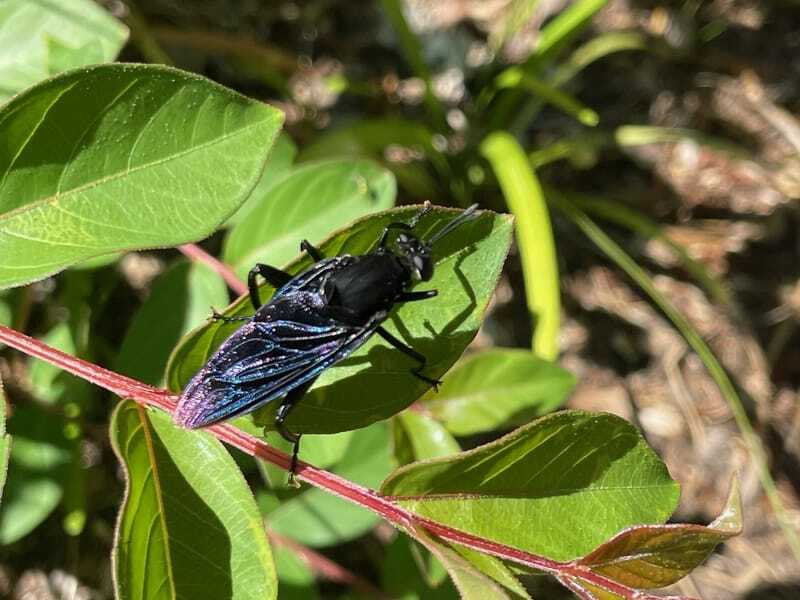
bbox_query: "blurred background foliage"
[0,0,799,598]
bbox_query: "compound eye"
[397,233,410,243]
[412,255,425,272]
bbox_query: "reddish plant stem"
[267,530,388,599]
[0,323,689,600]
[178,243,248,296]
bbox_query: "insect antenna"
[426,203,480,245]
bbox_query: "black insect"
[174,203,479,477]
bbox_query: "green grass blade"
[548,187,731,306]
[481,133,560,359]
[496,69,599,126]
[548,189,800,561]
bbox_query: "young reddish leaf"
[575,478,742,589]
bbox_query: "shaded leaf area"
[0,63,283,289]
[263,422,392,548]
[393,410,461,467]
[0,379,11,503]
[225,132,297,227]
[381,411,680,562]
[110,401,276,600]
[223,158,396,277]
[573,479,742,590]
[422,348,576,436]
[0,402,70,544]
[0,0,127,104]
[450,544,532,600]
[381,535,459,600]
[166,205,513,435]
[115,261,228,386]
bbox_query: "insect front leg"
[300,240,324,262]
[376,326,442,389]
[274,378,316,486]
[248,264,293,310]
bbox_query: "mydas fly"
[174,203,479,478]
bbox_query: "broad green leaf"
[422,349,576,436]
[110,401,276,600]
[223,159,396,277]
[0,292,10,326]
[576,479,742,589]
[265,422,391,548]
[0,0,128,104]
[166,205,513,436]
[0,379,11,504]
[482,133,560,360]
[0,63,284,289]
[381,411,680,561]
[393,410,460,466]
[0,403,71,544]
[115,261,228,385]
[225,133,297,227]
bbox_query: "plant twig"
[177,244,248,296]
[0,323,695,599]
[267,530,388,598]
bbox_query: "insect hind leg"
[209,308,251,323]
[274,378,316,486]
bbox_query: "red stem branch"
[0,324,688,600]
[178,243,248,296]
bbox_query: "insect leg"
[376,326,442,389]
[275,378,316,485]
[397,290,438,302]
[209,308,251,323]
[248,264,293,309]
[300,240,324,262]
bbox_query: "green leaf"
[381,411,680,561]
[167,205,513,436]
[0,0,128,104]
[482,133,560,360]
[393,410,460,466]
[0,379,11,504]
[265,422,391,547]
[115,261,228,385]
[0,403,71,544]
[422,349,576,436]
[110,400,276,600]
[223,159,396,277]
[226,133,298,227]
[0,63,284,290]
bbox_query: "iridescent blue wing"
[272,256,355,301]
[174,289,377,429]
